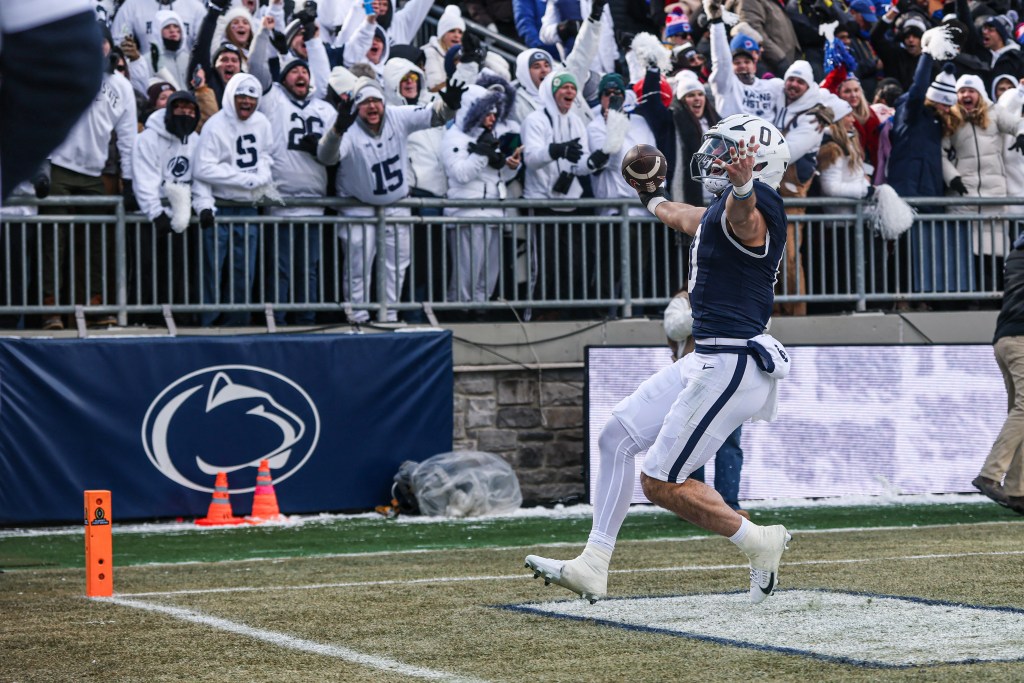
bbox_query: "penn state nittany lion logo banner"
[0,332,453,524]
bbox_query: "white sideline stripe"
[118,549,1024,598]
[114,519,1024,570]
[98,596,490,683]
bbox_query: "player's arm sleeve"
[0,9,104,199]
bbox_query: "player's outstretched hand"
[714,135,759,189]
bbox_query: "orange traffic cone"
[195,471,246,526]
[247,459,285,523]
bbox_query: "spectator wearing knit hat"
[870,6,927,90]
[123,9,193,95]
[256,55,336,325]
[112,0,206,55]
[942,73,1024,292]
[772,59,826,316]
[510,3,603,124]
[189,0,247,106]
[316,74,464,322]
[981,13,1024,87]
[663,9,692,45]
[669,69,719,207]
[521,70,608,317]
[705,2,783,120]
[424,5,466,91]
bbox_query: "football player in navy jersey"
[526,114,796,606]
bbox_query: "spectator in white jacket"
[124,9,192,93]
[772,59,826,316]
[317,76,463,322]
[705,9,782,120]
[443,80,521,307]
[42,64,137,330]
[132,91,213,321]
[995,78,1024,198]
[522,70,608,317]
[510,3,602,125]
[113,0,205,53]
[423,5,465,92]
[193,72,276,326]
[943,74,1024,292]
[587,71,660,311]
[334,0,434,73]
[257,56,336,326]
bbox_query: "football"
[621,144,668,192]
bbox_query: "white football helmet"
[689,114,791,195]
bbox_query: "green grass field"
[3,499,1024,682]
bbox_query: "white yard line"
[119,549,1024,598]
[97,518,1022,571]
[97,596,491,683]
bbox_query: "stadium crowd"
[4,0,1024,328]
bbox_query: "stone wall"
[452,368,587,506]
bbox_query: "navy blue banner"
[0,331,453,524]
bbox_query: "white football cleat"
[744,524,792,604]
[525,553,608,604]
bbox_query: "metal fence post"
[376,205,387,323]
[619,203,632,319]
[853,198,866,312]
[115,200,127,326]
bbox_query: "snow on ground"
[0,493,997,538]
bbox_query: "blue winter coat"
[513,0,558,53]
[887,54,944,198]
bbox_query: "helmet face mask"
[690,114,791,195]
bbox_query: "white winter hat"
[955,73,990,102]
[823,92,853,121]
[783,59,814,85]
[674,69,704,99]
[663,294,694,342]
[352,77,385,107]
[437,5,466,38]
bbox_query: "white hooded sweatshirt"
[383,57,447,198]
[521,71,596,201]
[708,21,783,120]
[193,73,275,201]
[132,101,214,222]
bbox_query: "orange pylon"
[247,459,285,523]
[195,471,246,526]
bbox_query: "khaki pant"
[980,336,1024,496]
[776,165,812,316]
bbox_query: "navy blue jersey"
[688,181,787,339]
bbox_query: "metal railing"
[1,195,1022,330]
